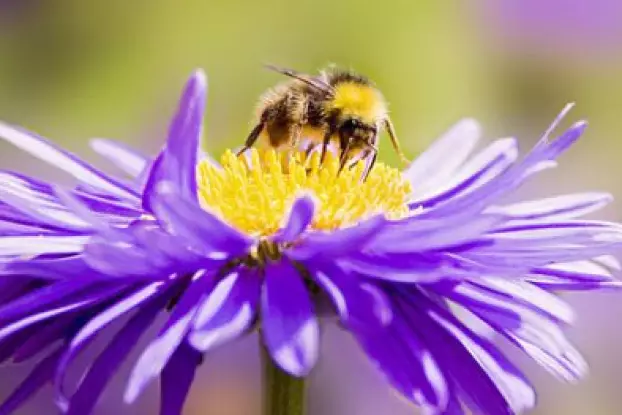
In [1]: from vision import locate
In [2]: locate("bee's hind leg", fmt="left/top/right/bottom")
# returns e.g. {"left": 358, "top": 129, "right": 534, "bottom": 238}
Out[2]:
{"left": 236, "top": 122, "right": 264, "bottom": 156}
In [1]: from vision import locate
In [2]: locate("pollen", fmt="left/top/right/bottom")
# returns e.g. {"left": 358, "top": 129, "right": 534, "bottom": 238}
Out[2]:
{"left": 197, "top": 149, "right": 412, "bottom": 237}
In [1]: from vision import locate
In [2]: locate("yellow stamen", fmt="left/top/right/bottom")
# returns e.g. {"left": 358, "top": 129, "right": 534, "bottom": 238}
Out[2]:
{"left": 197, "top": 149, "right": 412, "bottom": 237}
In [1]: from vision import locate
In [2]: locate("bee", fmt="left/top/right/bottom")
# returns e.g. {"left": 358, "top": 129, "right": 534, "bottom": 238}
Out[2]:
{"left": 237, "top": 64, "right": 409, "bottom": 179}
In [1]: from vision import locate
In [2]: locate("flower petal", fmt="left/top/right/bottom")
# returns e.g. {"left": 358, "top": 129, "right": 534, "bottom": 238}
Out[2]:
{"left": 0, "top": 235, "right": 89, "bottom": 258}
{"left": 189, "top": 268, "right": 260, "bottom": 352}
{"left": 411, "top": 138, "right": 518, "bottom": 208}
{"left": 152, "top": 182, "right": 252, "bottom": 258}
{"left": 418, "top": 121, "right": 588, "bottom": 221}
{"left": 0, "top": 346, "right": 63, "bottom": 415}
{"left": 487, "top": 193, "right": 612, "bottom": 222}
{"left": 286, "top": 214, "right": 386, "bottom": 261}
{"left": 403, "top": 291, "right": 535, "bottom": 414}
{"left": 0, "top": 279, "right": 93, "bottom": 323}
{"left": 0, "top": 172, "right": 90, "bottom": 230}
{"left": 310, "top": 262, "right": 392, "bottom": 328}
{"left": 468, "top": 297, "right": 587, "bottom": 382}
{"left": 90, "top": 138, "right": 149, "bottom": 178}
{"left": 338, "top": 287, "right": 448, "bottom": 410}
{"left": 0, "top": 122, "right": 137, "bottom": 199}
{"left": 160, "top": 342, "right": 202, "bottom": 415}
{"left": 271, "top": 195, "right": 315, "bottom": 244}
{"left": 404, "top": 118, "right": 480, "bottom": 196}
{"left": 55, "top": 282, "right": 166, "bottom": 404}
{"left": 143, "top": 70, "right": 207, "bottom": 210}
{"left": 262, "top": 259, "right": 319, "bottom": 377}
{"left": 125, "top": 271, "right": 213, "bottom": 404}
{"left": 0, "top": 284, "right": 124, "bottom": 344}
{"left": 64, "top": 291, "right": 167, "bottom": 415}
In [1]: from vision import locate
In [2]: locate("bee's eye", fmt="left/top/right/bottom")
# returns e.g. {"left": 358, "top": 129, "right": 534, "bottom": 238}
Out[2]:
{"left": 340, "top": 119, "right": 358, "bottom": 135}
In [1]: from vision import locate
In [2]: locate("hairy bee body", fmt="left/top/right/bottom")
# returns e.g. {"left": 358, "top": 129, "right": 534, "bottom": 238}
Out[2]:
{"left": 239, "top": 65, "right": 408, "bottom": 178}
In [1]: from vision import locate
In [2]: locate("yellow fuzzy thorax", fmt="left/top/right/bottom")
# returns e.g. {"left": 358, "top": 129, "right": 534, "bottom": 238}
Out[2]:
{"left": 197, "top": 149, "right": 411, "bottom": 237}
{"left": 329, "top": 82, "right": 387, "bottom": 123}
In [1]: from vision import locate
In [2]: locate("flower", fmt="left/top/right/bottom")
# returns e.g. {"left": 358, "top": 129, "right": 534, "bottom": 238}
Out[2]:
{"left": 0, "top": 69, "right": 620, "bottom": 415}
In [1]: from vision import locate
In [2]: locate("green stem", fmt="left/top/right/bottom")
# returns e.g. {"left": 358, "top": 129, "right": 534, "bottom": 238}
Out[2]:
{"left": 261, "top": 345, "right": 307, "bottom": 415}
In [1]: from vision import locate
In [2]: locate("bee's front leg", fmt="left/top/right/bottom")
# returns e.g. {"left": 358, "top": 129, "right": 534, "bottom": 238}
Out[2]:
{"left": 236, "top": 122, "right": 265, "bottom": 156}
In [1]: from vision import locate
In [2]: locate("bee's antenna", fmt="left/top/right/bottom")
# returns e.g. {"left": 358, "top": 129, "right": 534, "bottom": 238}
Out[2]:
{"left": 263, "top": 63, "right": 335, "bottom": 95}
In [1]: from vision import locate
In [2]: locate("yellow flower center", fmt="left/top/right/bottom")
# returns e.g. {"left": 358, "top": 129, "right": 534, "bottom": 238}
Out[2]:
{"left": 197, "top": 149, "right": 412, "bottom": 237}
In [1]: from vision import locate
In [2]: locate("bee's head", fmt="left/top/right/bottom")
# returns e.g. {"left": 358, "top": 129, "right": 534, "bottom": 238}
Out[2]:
{"left": 337, "top": 117, "right": 378, "bottom": 151}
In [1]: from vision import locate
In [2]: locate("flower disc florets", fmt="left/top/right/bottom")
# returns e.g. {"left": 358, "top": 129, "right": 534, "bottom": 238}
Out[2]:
{"left": 198, "top": 148, "right": 411, "bottom": 236}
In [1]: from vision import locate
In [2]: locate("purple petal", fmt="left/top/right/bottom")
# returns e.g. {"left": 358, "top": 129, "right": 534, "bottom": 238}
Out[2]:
{"left": 0, "top": 122, "right": 138, "bottom": 199}
{"left": 125, "top": 270, "right": 214, "bottom": 404}
{"left": 335, "top": 251, "right": 461, "bottom": 284}
{"left": 55, "top": 282, "right": 167, "bottom": 404}
{"left": 539, "top": 103, "right": 575, "bottom": 144}
{"left": 443, "top": 392, "right": 466, "bottom": 415}
{"left": 340, "top": 291, "right": 448, "bottom": 410}
{"left": 402, "top": 291, "right": 536, "bottom": 414}
{"left": 13, "top": 314, "right": 74, "bottom": 362}
{"left": 411, "top": 138, "right": 518, "bottom": 208}
{"left": 83, "top": 238, "right": 166, "bottom": 278}
{"left": 310, "top": 262, "right": 392, "bottom": 328}
{"left": 262, "top": 259, "right": 319, "bottom": 377}
{"left": 418, "top": 120, "right": 588, "bottom": 222}
{"left": 286, "top": 215, "right": 386, "bottom": 261}
{"left": 0, "top": 279, "right": 93, "bottom": 322}
{"left": 0, "top": 235, "right": 89, "bottom": 258}
{"left": 0, "top": 346, "right": 63, "bottom": 415}
{"left": 160, "top": 342, "right": 202, "bottom": 415}
{"left": 440, "top": 278, "right": 573, "bottom": 325}
{"left": 0, "top": 328, "right": 38, "bottom": 365}
{"left": 469, "top": 296, "right": 587, "bottom": 382}
{"left": 64, "top": 288, "right": 168, "bottom": 415}
{"left": 189, "top": 268, "right": 260, "bottom": 352}
{"left": 487, "top": 193, "right": 612, "bottom": 222}
{"left": 90, "top": 138, "right": 149, "bottom": 178}
{"left": 126, "top": 220, "right": 209, "bottom": 269}
{"left": 0, "top": 284, "right": 124, "bottom": 343}
{"left": 528, "top": 260, "right": 617, "bottom": 288}
{"left": 0, "top": 278, "right": 36, "bottom": 308}
{"left": 271, "top": 195, "right": 315, "bottom": 244}
{"left": 526, "top": 121, "right": 587, "bottom": 170}
{"left": 152, "top": 183, "right": 252, "bottom": 258}
{"left": 143, "top": 70, "right": 207, "bottom": 210}
{"left": 404, "top": 118, "right": 480, "bottom": 193}
{"left": 371, "top": 214, "right": 503, "bottom": 254}
{"left": 0, "top": 172, "right": 90, "bottom": 230}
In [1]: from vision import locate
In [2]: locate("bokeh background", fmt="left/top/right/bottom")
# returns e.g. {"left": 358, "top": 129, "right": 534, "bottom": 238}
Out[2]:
{"left": 1, "top": 0, "right": 622, "bottom": 413}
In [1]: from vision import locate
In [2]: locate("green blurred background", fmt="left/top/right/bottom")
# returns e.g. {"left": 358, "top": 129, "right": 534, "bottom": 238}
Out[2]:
{"left": 1, "top": 0, "right": 622, "bottom": 414}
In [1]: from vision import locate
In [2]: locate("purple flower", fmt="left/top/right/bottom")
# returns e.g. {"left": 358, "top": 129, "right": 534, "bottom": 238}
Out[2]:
{"left": 0, "top": 70, "right": 620, "bottom": 415}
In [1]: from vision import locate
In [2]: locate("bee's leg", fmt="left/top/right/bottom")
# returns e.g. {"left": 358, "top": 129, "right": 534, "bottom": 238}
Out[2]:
{"left": 337, "top": 139, "right": 353, "bottom": 176}
{"left": 319, "top": 129, "right": 333, "bottom": 165}
{"left": 289, "top": 99, "right": 307, "bottom": 151}
{"left": 348, "top": 149, "right": 369, "bottom": 169}
{"left": 384, "top": 117, "right": 409, "bottom": 165}
{"left": 289, "top": 124, "right": 303, "bottom": 153}
{"left": 236, "top": 122, "right": 265, "bottom": 156}
{"left": 304, "top": 142, "right": 316, "bottom": 158}
{"left": 360, "top": 149, "right": 378, "bottom": 182}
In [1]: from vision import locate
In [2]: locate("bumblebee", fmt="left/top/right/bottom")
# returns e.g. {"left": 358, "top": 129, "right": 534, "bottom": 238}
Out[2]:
{"left": 237, "top": 64, "right": 409, "bottom": 179}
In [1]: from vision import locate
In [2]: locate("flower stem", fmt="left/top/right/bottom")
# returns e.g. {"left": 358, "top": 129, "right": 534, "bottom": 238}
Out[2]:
{"left": 261, "top": 345, "right": 307, "bottom": 415}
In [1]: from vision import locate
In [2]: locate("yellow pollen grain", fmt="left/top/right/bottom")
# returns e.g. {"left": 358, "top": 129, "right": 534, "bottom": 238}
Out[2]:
{"left": 197, "top": 149, "right": 412, "bottom": 237}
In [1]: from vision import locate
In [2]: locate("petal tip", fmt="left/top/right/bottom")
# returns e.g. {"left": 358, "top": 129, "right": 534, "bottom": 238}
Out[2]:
{"left": 189, "top": 69, "right": 208, "bottom": 91}
{"left": 455, "top": 118, "right": 481, "bottom": 137}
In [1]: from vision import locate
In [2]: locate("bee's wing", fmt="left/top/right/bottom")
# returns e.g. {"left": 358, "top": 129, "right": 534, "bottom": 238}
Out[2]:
{"left": 264, "top": 64, "right": 335, "bottom": 95}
